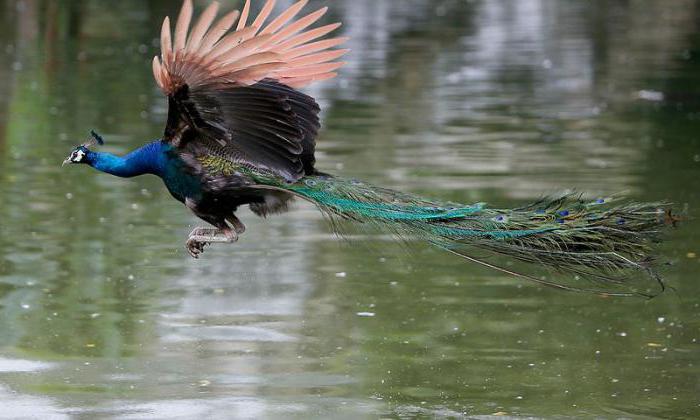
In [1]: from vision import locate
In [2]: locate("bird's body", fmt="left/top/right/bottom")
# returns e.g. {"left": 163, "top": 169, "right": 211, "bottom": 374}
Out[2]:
{"left": 82, "top": 139, "right": 291, "bottom": 221}
{"left": 64, "top": 0, "right": 676, "bottom": 296}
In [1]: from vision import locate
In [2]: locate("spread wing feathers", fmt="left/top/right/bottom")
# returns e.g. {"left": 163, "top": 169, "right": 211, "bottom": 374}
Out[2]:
{"left": 153, "top": 0, "right": 347, "bottom": 182}
{"left": 173, "top": 79, "right": 321, "bottom": 181}
{"left": 152, "top": 0, "right": 348, "bottom": 94}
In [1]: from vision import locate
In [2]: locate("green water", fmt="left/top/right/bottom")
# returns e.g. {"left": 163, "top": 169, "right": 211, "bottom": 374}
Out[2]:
{"left": 0, "top": 0, "right": 699, "bottom": 418}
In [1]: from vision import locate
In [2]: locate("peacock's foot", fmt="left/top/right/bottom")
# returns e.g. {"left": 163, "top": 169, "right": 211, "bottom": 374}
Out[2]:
{"left": 186, "top": 238, "right": 206, "bottom": 259}
{"left": 186, "top": 227, "right": 238, "bottom": 259}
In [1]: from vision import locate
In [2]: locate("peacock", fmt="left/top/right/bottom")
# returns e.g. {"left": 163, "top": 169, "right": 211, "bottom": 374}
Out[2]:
{"left": 63, "top": 0, "right": 677, "bottom": 297}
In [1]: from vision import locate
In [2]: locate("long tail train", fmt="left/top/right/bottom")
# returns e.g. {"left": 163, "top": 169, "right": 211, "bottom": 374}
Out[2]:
{"left": 259, "top": 173, "right": 675, "bottom": 297}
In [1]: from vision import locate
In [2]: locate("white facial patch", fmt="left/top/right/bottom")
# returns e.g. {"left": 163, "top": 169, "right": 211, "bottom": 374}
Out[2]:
{"left": 73, "top": 150, "right": 86, "bottom": 162}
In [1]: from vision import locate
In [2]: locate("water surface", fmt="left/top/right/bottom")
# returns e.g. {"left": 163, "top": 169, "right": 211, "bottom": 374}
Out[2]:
{"left": 0, "top": 0, "right": 699, "bottom": 418}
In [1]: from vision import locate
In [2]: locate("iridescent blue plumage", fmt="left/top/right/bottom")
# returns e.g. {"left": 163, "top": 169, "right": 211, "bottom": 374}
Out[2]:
{"left": 82, "top": 141, "right": 202, "bottom": 203}
{"left": 87, "top": 141, "right": 167, "bottom": 178}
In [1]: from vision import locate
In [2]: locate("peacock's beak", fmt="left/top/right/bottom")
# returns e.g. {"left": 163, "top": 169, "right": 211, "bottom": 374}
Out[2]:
{"left": 62, "top": 157, "right": 71, "bottom": 167}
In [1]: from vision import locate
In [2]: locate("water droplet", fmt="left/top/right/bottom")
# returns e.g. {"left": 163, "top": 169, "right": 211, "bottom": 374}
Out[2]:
{"left": 356, "top": 312, "right": 375, "bottom": 317}
{"left": 335, "top": 272, "right": 346, "bottom": 278}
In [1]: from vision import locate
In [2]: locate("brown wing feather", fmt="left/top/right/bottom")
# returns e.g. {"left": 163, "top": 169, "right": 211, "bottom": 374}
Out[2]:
{"left": 154, "top": 0, "right": 344, "bottom": 181}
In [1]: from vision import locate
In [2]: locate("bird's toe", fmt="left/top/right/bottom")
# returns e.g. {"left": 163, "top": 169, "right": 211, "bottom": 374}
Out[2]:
{"left": 222, "top": 228, "right": 239, "bottom": 243}
{"left": 186, "top": 239, "right": 206, "bottom": 259}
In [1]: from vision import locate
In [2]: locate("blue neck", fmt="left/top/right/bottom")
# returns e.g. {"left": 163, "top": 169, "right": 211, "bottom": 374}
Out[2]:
{"left": 87, "top": 141, "right": 168, "bottom": 178}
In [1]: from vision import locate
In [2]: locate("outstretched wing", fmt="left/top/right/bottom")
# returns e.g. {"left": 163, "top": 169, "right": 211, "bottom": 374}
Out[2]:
{"left": 152, "top": 0, "right": 348, "bottom": 182}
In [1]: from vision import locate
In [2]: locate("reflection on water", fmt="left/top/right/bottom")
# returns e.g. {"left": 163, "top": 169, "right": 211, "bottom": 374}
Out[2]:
{"left": 0, "top": 0, "right": 699, "bottom": 418}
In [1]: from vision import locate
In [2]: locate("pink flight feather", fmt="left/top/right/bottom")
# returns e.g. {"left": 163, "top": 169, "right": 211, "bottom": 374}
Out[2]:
{"left": 260, "top": 0, "right": 308, "bottom": 35}
{"left": 186, "top": 2, "right": 220, "bottom": 53}
{"left": 251, "top": 0, "right": 277, "bottom": 33}
{"left": 236, "top": 0, "right": 251, "bottom": 31}
{"left": 199, "top": 10, "right": 241, "bottom": 53}
{"left": 155, "top": 0, "right": 346, "bottom": 95}
{"left": 174, "top": 0, "right": 193, "bottom": 52}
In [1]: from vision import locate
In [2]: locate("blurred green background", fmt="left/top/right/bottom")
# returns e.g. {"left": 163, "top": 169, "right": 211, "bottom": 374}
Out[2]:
{"left": 0, "top": 0, "right": 699, "bottom": 418}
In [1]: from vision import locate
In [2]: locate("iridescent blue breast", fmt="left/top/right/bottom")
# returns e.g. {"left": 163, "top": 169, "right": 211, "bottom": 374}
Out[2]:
{"left": 158, "top": 144, "right": 203, "bottom": 203}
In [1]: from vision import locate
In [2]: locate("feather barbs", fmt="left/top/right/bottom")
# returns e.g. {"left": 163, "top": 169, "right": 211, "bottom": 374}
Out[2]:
{"left": 153, "top": 0, "right": 347, "bottom": 95}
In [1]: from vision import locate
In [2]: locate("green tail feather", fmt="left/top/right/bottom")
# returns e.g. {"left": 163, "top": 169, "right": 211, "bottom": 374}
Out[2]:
{"left": 259, "top": 173, "right": 673, "bottom": 297}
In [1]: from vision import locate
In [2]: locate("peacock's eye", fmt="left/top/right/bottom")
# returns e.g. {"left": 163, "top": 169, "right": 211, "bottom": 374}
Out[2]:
{"left": 72, "top": 150, "right": 85, "bottom": 162}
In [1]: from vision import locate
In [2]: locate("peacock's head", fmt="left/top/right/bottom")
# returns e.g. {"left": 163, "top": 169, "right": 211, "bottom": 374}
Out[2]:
{"left": 63, "top": 130, "right": 104, "bottom": 166}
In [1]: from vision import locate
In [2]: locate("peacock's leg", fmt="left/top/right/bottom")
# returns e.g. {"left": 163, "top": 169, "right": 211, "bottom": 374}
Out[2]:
{"left": 186, "top": 226, "right": 238, "bottom": 259}
{"left": 226, "top": 214, "right": 246, "bottom": 235}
